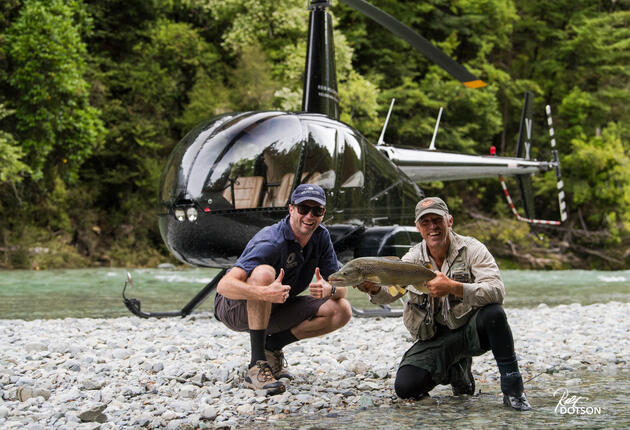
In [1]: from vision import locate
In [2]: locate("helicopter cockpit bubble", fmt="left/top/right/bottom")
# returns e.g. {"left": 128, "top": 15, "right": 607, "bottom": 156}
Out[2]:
{"left": 157, "top": 108, "right": 384, "bottom": 266}
{"left": 159, "top": 112, "right": 303, "bottom": 212}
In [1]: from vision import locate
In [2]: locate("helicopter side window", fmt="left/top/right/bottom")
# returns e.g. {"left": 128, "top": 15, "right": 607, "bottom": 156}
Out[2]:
{"left": 340, "top": 133, "right": 364, "bottom": 188}
{"left": 302, "top": 123, "right": 336, "bottom": 190}
{"left": 262, "top": 172, "right": 294, "bottom": 207}
{"left": 259, "top": 136, "right": 302, "bottom": 207}
{"left": 222, "top": 176, "right": 264, "bottom": 209}
{"left": 364, "top": 141, "right": 406, "bottom": 224}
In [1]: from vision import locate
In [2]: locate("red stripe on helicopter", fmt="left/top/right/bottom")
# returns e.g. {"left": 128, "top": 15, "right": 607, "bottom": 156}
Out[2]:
{"left": 499, "top": 176, "right": 561, "bottom": 226}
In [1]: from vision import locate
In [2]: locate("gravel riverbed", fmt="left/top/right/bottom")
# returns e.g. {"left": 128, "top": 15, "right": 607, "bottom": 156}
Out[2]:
{"left": 1, "top": 301, "right": 628, "bottom": 429}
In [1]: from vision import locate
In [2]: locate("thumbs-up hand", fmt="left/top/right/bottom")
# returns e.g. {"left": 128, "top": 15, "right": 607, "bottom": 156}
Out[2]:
{"left": 309, "top": 267, "right": 331, "bottom": 299}
{"left": 266, "top": 269, "right": 291, "bottom": 303}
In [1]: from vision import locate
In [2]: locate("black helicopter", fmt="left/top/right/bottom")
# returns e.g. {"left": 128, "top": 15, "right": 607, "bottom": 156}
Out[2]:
{"left": 123, "top": 0, "right": 566, "bottom": 318}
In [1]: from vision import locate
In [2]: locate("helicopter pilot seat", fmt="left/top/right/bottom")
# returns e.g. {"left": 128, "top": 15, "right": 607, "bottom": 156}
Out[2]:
{"left": 223, "top": 176, "right": 264, "bottom": 209}
{"left": 312, "top": 170, "right": 335, "bottom": 189}
{"left": 340, "top": 171, "right": 364, "bottom": 188}
{"left": 262, "top": 173, "right": 294, "bottom": 207}
{"left": 261, "top": 171, "right": 326, "bottom": 207}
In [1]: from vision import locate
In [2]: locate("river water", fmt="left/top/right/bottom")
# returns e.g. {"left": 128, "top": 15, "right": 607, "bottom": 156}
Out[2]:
{"left": 1, "top": 268, "right": 629, "bottom": 428}
{"left": 1, "top": 268, "right": 629, "bottom": 320}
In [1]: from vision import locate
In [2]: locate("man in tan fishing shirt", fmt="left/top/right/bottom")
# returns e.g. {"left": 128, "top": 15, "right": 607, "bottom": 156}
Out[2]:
{"left": 357, "top": 197, "right": 531, "bottom": 411}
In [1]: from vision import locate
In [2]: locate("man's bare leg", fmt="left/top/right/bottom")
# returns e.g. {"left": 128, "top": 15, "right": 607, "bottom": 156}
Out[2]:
{"left": 243, "top": 265, "right": 285, "bottom": 394}
{"left": 245, "top": 265, "right": 276, "bottom": 365}
{"left": 263, "top": 293, "right": 351, "bottom": 381}
{"left": 246, "top": 265, "right": 275, "bottom": 330}
{"left": 291, "top": 297, "right": 352, "bottom": 339}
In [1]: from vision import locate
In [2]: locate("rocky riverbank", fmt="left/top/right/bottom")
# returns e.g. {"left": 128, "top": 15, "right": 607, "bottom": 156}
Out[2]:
{"left": 1, "top": 302, "right": 629, "bottom": 429}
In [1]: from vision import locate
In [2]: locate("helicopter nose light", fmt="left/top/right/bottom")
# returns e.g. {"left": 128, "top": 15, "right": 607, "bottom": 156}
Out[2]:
{"left": 174, "top": 208, "right": 186, "bottom": 222}
{"left": 186, "top": 207, "right": 198, "bottom": 222}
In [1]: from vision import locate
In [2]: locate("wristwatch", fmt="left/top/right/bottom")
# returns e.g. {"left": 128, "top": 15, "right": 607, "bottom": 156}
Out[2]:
{"left": 329, "top": 284, "right": 336, "bottom": 297}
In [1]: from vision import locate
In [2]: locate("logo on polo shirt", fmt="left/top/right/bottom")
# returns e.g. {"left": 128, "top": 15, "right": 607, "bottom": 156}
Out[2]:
{"left": 286, "top": 252, "right": 298, "bottom": 269}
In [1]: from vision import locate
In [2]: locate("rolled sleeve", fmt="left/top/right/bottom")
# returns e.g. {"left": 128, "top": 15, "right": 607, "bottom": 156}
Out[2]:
{"left": 368, "top": 286, "right": 399, "bottom": 305}
{"left": 461, "top": 241, "right": 505, "bottom": 307}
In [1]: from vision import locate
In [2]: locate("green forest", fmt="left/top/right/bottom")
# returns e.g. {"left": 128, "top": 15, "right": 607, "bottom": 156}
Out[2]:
{"left": 1, "top": 0, "right": 629, "bottom": 270}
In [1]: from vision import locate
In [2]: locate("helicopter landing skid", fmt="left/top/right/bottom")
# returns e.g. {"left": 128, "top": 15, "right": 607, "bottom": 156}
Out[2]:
{"left": 351, "top": 304, "right": 402, "bottom": 318}
{"left": 122, "top": 268, "right": 401, "bottom": 319}
{"left": 122, "top": 268, "right": 227, "bottom": 318}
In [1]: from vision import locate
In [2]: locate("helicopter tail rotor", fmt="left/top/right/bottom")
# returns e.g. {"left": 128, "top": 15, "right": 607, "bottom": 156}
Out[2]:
{"left": 339, "top": 0, "right": 486, "bottom": 88}
{"left": 497, "top": 92, "right": 567, "bottom": 226}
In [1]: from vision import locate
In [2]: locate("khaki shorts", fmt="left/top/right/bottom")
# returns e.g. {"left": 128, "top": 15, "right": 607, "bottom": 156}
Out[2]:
{"left": 399, "top": 310, "right": 486, "bottom": 385}
{"left": 214, "top": 294, "right": 329, "bottom": 334}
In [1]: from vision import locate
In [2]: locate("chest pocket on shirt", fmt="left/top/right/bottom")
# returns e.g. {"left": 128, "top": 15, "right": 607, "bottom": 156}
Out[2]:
{"left": 445, "top": 251, "right": 474, "bottom": 323}
{"left": 451, "top": 271, "right": 472, "bottom": 287}
{"left": 448, "top": 248, "right": 472, "bottom": 282}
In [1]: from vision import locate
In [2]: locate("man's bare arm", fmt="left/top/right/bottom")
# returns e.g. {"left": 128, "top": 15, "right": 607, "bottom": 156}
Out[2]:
{"left": 217, "top": 266, "right": 290, "bottom": 303}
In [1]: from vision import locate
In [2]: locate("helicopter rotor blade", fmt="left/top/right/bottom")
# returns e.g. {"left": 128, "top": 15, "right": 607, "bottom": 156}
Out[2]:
{"left": 339, "top": 0, "right": 486, "bottom": 88}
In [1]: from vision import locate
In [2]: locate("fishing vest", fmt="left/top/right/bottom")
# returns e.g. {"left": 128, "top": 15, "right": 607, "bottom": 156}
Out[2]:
{"left": 402, "top": 234, "right": 475, "bottom": 341}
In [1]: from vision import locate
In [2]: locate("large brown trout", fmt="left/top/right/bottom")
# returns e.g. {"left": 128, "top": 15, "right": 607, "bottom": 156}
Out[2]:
{"left": 328, "top": 256, "right": 435, "bottom": 296}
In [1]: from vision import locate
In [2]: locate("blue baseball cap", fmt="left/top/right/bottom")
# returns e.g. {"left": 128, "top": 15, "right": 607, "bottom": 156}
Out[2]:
{"left": 291, "top": 184, "right": 326, "bottom": 206}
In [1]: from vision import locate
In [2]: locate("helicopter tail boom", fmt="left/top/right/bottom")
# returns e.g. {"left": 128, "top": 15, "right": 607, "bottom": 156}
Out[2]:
{"left": 379, "top": 146, "right": 551, "bottom": 182}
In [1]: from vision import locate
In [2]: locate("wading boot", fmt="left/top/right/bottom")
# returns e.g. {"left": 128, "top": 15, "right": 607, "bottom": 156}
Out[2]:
{"left": 449, "top": 357, "right": 475, "bottom": 396}
{"left": 244, "top": 361, "right": 285, "bottom": 395}
{"left": 501, "top": 371, "right": 532, "bottom": 411}
{"left": 265, "top": 349, "right": 293, "bottom": 380}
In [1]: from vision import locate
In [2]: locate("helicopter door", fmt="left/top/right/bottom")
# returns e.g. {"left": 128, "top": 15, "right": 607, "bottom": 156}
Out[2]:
{"left": 334, "top": 131, "right": 365, "bottom": 222}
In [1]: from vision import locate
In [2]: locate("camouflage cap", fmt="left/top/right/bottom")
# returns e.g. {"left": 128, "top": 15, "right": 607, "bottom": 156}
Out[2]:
{"left": 415, "top": 197, "right": 449, "bottom": 222}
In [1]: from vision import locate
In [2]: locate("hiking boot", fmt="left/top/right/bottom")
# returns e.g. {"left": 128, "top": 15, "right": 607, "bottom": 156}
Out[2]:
{"left": 265, "top": 349, "right": 293, "bottom": 380}
{"left": 501, "top": 371, "right": 532, "bottom": 411}
{"left": 448, "top": 357, "right": 475, "bottom": 396}
{"left": 244, "top": 361, "right": 285, "bottom": 395}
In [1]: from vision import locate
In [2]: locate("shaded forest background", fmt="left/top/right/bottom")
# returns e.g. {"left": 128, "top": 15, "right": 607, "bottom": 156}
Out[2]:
{"left": 1, "top": 0, "right": 629, "bottom": 270}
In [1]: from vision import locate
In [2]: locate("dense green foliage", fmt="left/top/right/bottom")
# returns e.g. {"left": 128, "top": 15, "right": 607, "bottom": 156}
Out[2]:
{"left": 1, "top": 0, "right": 628, "bottom": 269}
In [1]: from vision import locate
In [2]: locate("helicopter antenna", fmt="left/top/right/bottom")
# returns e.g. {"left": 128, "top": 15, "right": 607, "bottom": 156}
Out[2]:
{"left": 428, "top": 107, "right": 443, "bottom": 150}
{"left": 377, "top": 98, "right": 396, "bottom": 145}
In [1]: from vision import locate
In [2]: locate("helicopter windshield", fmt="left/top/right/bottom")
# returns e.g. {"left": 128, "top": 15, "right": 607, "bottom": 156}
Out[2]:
{"left": 202, "top": 113, "right": 349, "bottom": 210}
{"left": 202, "top": 113, "right": 304, "bottom": 209}
{"left": 161, "top": 111, "right": 368, "bottom": 212}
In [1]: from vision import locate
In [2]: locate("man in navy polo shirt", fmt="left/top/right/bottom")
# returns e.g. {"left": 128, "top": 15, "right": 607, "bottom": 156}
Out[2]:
{"left": 215, "top": 184, "right": 352, "bottom": 394}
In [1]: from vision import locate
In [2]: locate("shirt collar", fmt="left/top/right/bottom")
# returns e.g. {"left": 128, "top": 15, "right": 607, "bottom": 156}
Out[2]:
{"left": 444, "top": 231, "right": 466, "bottom": 269}
{"left": 281, "top": 215, "right": 295, "bottom": 241}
